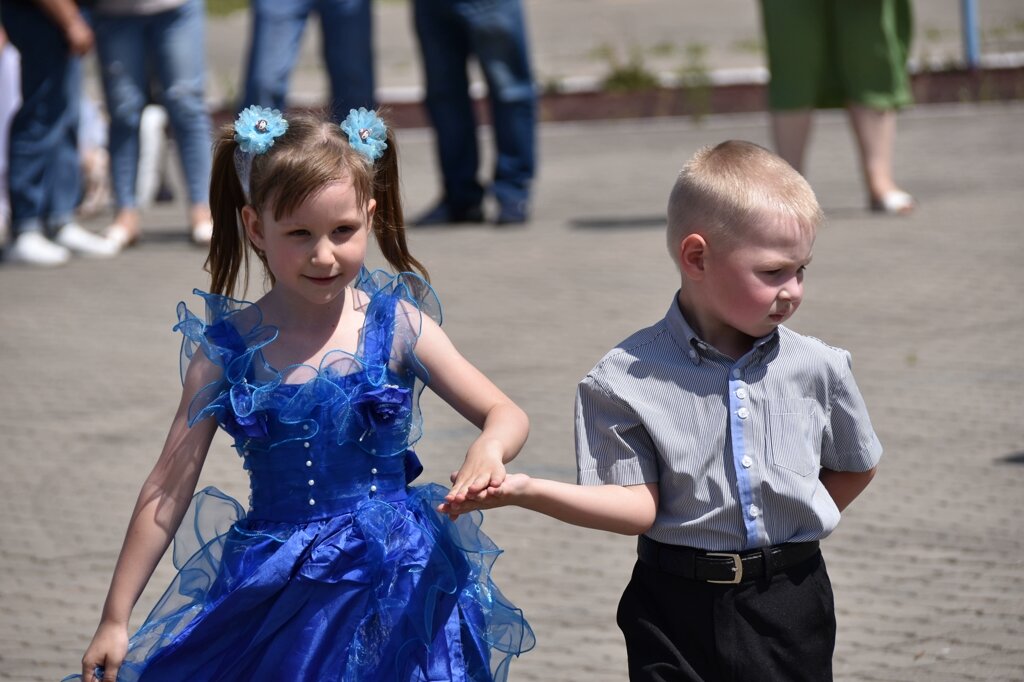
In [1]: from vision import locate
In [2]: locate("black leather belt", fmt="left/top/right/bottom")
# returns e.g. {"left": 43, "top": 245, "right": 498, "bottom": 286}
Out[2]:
{"left": 637, "top": 535, "right": 820, "bottom": 584}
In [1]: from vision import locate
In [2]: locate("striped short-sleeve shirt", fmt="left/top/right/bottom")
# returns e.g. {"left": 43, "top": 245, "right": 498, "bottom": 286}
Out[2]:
{"left": 575, "top": 293, "right": 882, "bottom": 551}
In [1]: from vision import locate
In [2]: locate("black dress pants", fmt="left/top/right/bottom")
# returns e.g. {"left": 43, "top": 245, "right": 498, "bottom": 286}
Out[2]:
{"left": 616, "top": 552, "right": 836, "bottom": 682}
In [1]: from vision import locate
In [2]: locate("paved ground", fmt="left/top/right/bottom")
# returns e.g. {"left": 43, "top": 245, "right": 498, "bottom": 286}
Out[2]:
{"left": 4, "top": 2, "right": 1024, "bottom": 680}
{"left": 1, "top": 100, "right": 1022, "bottom": 680}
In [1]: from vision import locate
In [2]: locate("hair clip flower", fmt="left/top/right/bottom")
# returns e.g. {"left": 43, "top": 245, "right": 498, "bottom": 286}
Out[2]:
{"left": 341, "top": 107, "right": 388, "bottom": 162}
{"left": 234, "top": 105, "right": 288, "bottom": 155}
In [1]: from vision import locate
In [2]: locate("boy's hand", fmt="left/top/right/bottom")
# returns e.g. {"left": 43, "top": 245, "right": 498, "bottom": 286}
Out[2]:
{"left": 439, "top": 473, "right": 531, "bottom": 519}
{"left": 444, "top": 438, "right": 506, "bottom": 508}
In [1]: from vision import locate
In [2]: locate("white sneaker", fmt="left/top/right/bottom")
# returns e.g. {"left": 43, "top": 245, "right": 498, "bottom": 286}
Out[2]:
{"left": 5, "top": 231, "right": 71, "bottom": 266}
{"left": 54, "top": 222, "right": 121, "bottom": 258}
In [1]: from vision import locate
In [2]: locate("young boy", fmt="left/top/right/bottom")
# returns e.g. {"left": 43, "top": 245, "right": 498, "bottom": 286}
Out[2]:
{"left": 441, "top": 140, "right": 882, "bottom": 681}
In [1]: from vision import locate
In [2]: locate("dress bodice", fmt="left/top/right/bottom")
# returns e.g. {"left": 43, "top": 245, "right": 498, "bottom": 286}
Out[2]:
{"left": 173, "top": 269, "right": 441, "bottom": 523}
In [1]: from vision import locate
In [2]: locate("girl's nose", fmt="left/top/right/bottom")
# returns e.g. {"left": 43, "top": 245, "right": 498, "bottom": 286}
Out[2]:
{"left": 310, "top": 239, "right": 333, "bottom": 265}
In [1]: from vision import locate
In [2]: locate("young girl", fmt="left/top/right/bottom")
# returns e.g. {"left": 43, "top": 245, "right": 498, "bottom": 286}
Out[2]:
{"left": 68, "top": 107, "right": 534, "bottom": 681}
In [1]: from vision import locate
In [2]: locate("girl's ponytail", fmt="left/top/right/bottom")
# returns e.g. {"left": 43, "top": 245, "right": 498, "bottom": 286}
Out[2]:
{"left": 206, "top": 127, "right": 253, "bottom": 298}
{"left": 370, "top": 126, "right": 429, "bottom": 284}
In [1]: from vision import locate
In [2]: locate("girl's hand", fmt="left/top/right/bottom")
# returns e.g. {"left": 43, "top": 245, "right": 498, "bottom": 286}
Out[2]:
{"left": 81, "top": 621, "right": 129, "bottom": 681}
{"left": 439, "top": 473, "right": 532, "bottom": 519}
{"left": 445, "top": 438, "right": 506, "bottom": 507}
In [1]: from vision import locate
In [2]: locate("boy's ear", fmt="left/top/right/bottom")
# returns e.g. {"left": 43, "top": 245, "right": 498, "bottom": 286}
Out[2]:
{"left": 679, "top": 233, "right": 707, "bottom": 280}
{"left": 240, "top": 205, "right": 264, "bottom": 251}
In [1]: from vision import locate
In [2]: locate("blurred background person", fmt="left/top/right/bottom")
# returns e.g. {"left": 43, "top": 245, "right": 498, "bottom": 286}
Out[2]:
{"left": 412, "top": 0, "right": 536, "bottom": 226}
{"left": 241, "top": 0, "right": 374, "bottom": 119}
{"left": 1, "top": 0, "right": 118, "bottom": 266}
{"left": 92, "top": 0, "right": 214, "bottom": 249}
{"left": 760, "top": 0, "right": 916, "bottom": 215}
{"left": 0, "top": 25, "right": 19, "bottom": 245}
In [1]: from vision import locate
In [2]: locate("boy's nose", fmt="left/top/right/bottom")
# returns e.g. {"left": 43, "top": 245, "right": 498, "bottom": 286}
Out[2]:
{"left": 779, "top": 280, "right": 802, "bottom": 301}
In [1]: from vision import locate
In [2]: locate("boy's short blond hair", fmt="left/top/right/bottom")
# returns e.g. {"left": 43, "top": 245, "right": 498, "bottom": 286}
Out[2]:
{"left": 666, "top": 140, "right": 823, "bottom": 267}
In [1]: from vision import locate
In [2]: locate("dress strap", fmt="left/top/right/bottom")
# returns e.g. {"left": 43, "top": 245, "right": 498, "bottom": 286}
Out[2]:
{"left": 361, "top": 289, "right": 398, "bottom": 375}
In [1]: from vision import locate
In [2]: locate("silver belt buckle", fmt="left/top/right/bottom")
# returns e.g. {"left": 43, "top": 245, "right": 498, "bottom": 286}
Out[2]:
{"left": 705, "top": 552, "right": 744, "bottom": 584}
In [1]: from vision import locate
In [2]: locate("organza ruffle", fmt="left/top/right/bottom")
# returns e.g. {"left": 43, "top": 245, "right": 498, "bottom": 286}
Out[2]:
{"left": 171, "top": 268, "right": 441, "bottom": 454}
{"left": 69, "top": 485, "right": 533, "bottom": 681}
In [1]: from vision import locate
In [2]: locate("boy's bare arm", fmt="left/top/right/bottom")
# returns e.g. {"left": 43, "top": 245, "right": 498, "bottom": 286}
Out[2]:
{"left": 440, "top": 474, "right": 659, "bottom": 536}
{"left": 819, "top": 466, "right": 877, "bottom": 512}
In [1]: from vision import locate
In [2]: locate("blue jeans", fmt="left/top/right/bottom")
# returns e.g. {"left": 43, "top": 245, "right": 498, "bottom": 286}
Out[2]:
{"left": 1, "top": 0, "right": 83, "bottom": 236}
{"left": 93, "top": 0, "right": 211, "bottom": 210}
{"left": 414, "top": 0, "right": 536, "bottom": 210}
{"left": 242, "top": 0, "right": 374, "bottom": 120}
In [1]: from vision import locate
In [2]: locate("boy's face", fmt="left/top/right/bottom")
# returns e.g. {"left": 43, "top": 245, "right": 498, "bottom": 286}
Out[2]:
{"left": 701, "top": 216, "right": 814, "bottom": 344}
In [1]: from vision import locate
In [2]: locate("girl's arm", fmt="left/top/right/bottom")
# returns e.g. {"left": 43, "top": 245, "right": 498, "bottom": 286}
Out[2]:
{"left": 79, "top": 358, "right": 219, "bottom": 682}
{"left": 441, "top": 474, "right": 659, "bottom": 536}
{"left": 412, "top": 314, "right": 529, "bottom": 506}
{"left": 819, "top": 466, "right": 877, "bottom": 512}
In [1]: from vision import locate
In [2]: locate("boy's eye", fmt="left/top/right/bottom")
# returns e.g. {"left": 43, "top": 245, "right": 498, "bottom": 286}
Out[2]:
{"left": 763, "top": 269, "right": 781, "bottom": 276}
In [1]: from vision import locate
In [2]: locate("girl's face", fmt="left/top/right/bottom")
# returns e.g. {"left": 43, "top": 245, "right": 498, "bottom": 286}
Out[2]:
{"left": 244, "top": 179, "right": 375, "bottom": 307}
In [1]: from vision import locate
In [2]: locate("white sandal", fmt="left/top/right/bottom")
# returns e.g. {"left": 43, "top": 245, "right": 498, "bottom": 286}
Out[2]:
{"left": 870, "top": 190, "right": 916, "bottom": 216}
{"left": 191, "top": 220, "right": 213, "bottom": 246}
{"left": 103, "top": 223, "right": 139, "bottom": 249}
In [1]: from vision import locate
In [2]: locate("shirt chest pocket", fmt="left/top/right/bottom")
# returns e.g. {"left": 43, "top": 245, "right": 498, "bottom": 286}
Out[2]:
{"left": 766, "top": 398, "right": 822, "bottom": 477}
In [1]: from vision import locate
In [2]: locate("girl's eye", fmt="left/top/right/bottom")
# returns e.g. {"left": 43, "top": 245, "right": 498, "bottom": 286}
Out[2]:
{"left": 288, "top": 229, "right": 310, "bottom": 237}
{"left": 334, "top": 225, "right": 354, "bottom": 234}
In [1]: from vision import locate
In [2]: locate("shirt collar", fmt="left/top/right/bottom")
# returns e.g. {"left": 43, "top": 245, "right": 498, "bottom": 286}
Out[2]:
{"left": 665, "top": 291, "right": 778, "bottom": 366}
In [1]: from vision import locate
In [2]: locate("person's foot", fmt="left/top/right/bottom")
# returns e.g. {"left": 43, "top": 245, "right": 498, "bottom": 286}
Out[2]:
{"left": 412, "top": 201, "right": 485, "bottom": 227}
{"left": 191, "top": 220, "right": 213, "bottom": 246}
{"left": 54, "top": 222, "right": 121, "bottom": 258}
{"left": 495, "top": 200, "right": 530, "bottom": 226}
{"left": 104, "top": 222, "right": 140, "bottom": 250}
{"left": 4, "top": 231, "right": 71, "bottom": 266}
{"left": 869, "top": 190, "right": 916, "bottom": 216}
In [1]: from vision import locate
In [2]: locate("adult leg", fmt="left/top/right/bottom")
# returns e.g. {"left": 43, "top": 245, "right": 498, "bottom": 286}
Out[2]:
{"left": 837, "top": 0, "right": 914, "bottom": 212}
{"left": 2, "top": 1, "right": 99, "bottom": 264}
{"left": 847, "top": 105, "right": 910, "bottom": 208}
{"left": 150, "top": 0, "right": 213, "bottom": 241}
{"left": 0, "top": 41, "right": 20, "bottom": 239}
{"left": 413, "top": 0, "right": 485, "bottom": 221}
{"left": 3, "top": 2, "right": 75, "bottom": 238}
{"left": 464, "top": 0, "right": 536, "bottom": 223}
{"left": 770, "top": 110, "right": 813, "bottom": 174}
{"left": 94, "top": 10, "right": 148, "bottom": 239}
{"left": 317, "top": 0, "right": 374, "bottom": 118}
{"left": 242, "top": 0, "right": 312, "bottom": 112}
{"left": 761, "top": 0, "right": 833, "bottom": 175}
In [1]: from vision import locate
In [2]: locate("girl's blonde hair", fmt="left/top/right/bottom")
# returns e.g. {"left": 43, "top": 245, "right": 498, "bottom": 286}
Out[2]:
{"left": 666, "top": 140, "right": 823, "bottom": 267}
{"left": 206, "top": 109, "right": 427, "bottom": 298}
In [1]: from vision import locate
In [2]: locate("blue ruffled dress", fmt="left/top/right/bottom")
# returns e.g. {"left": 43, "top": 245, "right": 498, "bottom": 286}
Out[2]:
{"left": 68, "top": 269, "right": 533, "bottom": 682}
